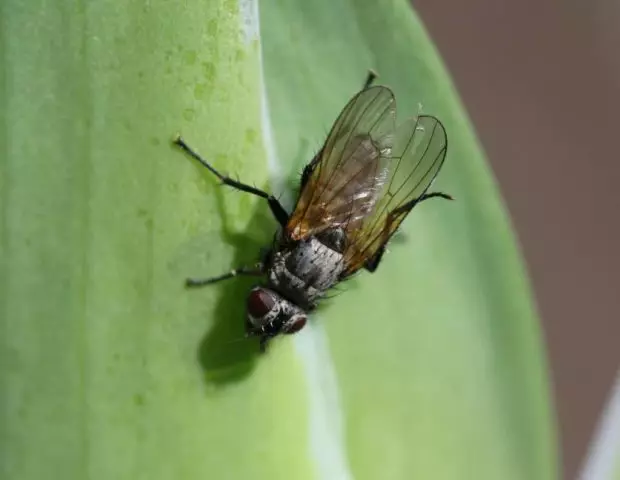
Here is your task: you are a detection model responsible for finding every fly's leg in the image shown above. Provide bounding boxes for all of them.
[186,264,263,288]
[363,70,378,90]
[173,135,289,226]
[364,191,453,273]
[416,191,453,203]
[390,191,453,217]
[259,335,271,353]
[364,246,386,273]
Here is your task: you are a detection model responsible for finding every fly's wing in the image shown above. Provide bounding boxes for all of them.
[286,86,397,240]
[342,115,448,275]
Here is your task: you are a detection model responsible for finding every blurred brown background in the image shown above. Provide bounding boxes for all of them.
[412,1,620,478]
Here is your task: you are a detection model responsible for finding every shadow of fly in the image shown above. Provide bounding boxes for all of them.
[173,72,452,351]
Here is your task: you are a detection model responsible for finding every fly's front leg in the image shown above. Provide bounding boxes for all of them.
[363,70,378,90]
[173,135,289,227]
[186,264,264,288]
[259,336,269,353]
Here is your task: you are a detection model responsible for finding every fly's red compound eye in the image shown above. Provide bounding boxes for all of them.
[247,288,275,319]
[283,314,307,334]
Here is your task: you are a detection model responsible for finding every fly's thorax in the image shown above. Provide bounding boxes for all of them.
[268,235,345,306]
[245,286,307,338]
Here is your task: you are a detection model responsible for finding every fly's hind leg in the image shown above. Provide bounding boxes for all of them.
[186,264,264,288]
[363,192,453,273]
[390,191,453,218]
[173,135,289,227]
[364,245,387,273]
[416,192,453,203]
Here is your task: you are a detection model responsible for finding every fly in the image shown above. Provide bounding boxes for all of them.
[173,72,452,351]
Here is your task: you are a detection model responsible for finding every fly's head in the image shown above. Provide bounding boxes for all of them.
[245,286,307,350]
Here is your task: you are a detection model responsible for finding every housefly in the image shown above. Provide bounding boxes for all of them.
[173,72,452,351]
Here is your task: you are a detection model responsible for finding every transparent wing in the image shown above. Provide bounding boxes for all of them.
[286,86,397,240]
[342,115,448,275]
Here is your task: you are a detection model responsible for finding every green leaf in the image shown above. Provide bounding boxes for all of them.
[1,1,310,479]
[260,0,557,479]
[0,0,557,479]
